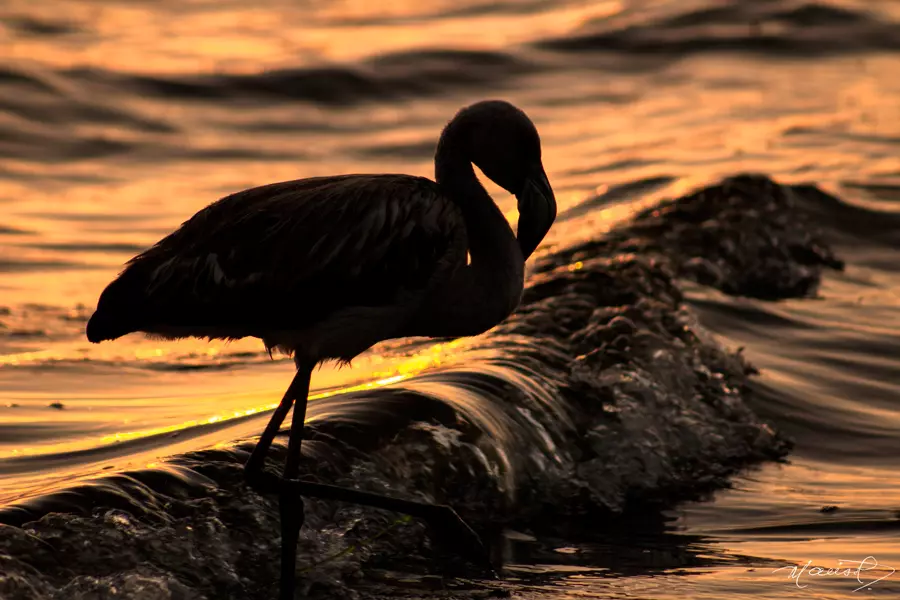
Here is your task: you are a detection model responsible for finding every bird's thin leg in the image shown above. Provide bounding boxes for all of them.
[278,360,313,600]
[243,367,311,493]
[241,364,313,600]
[244,365,494,589]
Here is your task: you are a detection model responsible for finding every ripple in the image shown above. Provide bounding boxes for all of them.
[66,49,533,106]
[537,2,900,56]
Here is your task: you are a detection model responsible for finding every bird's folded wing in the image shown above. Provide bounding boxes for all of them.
[93,174,466,337]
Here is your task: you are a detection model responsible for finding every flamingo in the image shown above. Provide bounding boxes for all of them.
[86,99,556,599]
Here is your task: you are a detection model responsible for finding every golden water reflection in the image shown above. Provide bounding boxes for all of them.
[0,337,468,460]
[3,0,900,596]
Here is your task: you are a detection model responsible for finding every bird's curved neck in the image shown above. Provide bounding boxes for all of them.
[417,134,524,337]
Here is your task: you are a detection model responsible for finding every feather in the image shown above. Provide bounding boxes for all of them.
[87,174,466,344]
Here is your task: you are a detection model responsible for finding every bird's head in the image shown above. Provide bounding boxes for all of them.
[439,100,557,260]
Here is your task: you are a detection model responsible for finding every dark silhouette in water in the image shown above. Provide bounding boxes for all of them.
[86,100,556,599]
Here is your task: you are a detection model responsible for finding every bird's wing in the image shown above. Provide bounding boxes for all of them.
[90,174,466,339]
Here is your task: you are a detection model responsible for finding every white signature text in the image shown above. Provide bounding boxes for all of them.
[772,556,895,591]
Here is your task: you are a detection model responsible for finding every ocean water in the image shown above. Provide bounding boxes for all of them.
[1,0,900,598]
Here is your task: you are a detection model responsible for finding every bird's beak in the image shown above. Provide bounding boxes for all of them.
[516,165,556,259]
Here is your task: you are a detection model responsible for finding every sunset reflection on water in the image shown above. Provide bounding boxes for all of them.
[2,0,900,597]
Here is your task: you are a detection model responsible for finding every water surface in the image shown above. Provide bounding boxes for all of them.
[2,0,900,598]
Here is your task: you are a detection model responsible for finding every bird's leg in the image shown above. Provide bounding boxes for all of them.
[242,363,314,600]
[279,360,313,600]
[243,367,311,493]
[244,365,494,587]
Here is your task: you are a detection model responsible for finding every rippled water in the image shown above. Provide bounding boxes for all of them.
[2,0,900,598]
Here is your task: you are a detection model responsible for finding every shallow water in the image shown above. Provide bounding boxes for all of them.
[2,0,900,598]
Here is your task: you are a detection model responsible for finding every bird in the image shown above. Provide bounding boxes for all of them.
[85,99,556,599]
